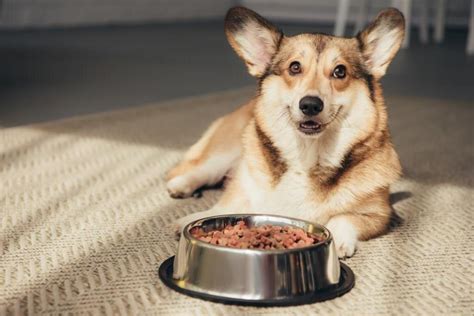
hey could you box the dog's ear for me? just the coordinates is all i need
[225,7,283,77]
[357,8,405,78]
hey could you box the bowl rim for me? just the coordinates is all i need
[182,213,333,254]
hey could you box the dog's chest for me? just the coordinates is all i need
[240,162,324,220]
[238,128,351,220]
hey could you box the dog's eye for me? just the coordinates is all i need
[289,61,302,75]
[333,65,346,79]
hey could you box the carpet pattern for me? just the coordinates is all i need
[0,87,473,315]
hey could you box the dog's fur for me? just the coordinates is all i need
[166,7,404,258]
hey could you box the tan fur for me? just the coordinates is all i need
[166,100,254,197]
[167,7,405,257]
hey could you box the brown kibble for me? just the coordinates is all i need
[283,238,294,248]
[273,233,283,241]
[200,236,212,243]
[191,222,325,250]
[218,238,228,246]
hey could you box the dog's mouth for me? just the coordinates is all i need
[297,106,342,136]
[298,120,323,134]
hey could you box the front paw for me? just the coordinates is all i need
[326,217,358,258]
[166,175,195,199]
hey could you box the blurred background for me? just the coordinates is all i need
[0,0,472,127]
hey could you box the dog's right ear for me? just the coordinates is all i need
[225,7,283,77]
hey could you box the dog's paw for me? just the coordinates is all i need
[166,175,195,199]
[326,217,358,259]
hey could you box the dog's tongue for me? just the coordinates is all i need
[300,120,321,130]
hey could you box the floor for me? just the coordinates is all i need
[0,21,472,127]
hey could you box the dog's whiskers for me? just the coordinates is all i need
[320,105,343,126]
[275,109,291,125]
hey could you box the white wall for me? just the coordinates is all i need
[0,0,235,28]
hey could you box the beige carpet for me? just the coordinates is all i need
[0,87,473,315]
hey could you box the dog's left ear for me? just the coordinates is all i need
[357,8,405,78]
[225,7,283,77]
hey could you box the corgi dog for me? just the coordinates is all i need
[166,7,404,258]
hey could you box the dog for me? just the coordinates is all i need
[166,6,404,258]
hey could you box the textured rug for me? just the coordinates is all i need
[0,87,473,315]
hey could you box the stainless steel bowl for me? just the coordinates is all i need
[159,214,354,306]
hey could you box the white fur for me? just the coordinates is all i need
[167,151,239,198]
[260,71,373,173]
[326,216,358,258]
[167,175,195,198]
[240,160,322,220]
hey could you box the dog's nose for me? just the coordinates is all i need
[299,96,324,116]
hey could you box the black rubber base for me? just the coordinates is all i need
[158,256,355,307]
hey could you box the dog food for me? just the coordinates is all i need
[190,220,325,249]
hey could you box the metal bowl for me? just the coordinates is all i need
[159,214,354,306]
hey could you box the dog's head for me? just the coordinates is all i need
[225,7,404,138]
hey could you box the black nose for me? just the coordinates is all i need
[299,96,324,116]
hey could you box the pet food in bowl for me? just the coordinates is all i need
[190,220,326,249]
[159,214,355,306]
